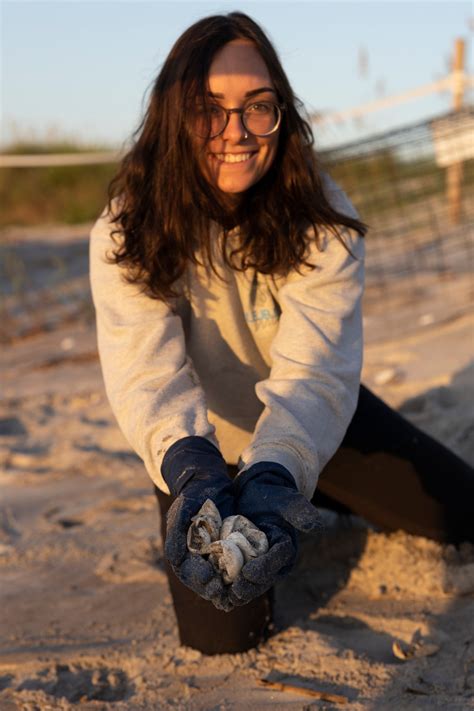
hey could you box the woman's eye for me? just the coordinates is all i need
[247,102,271,114]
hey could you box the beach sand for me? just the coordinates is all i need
[1,225,473,710]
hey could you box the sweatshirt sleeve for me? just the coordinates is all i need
[237,188,365,500]
[89,208,218,494]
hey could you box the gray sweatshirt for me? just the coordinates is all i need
[89,173,365,499]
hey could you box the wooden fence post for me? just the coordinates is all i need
[447,38,465,224]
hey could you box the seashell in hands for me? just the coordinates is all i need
[186,501,269,584]
[186,499,222,554]
[208,539,244,584]
[220,515,269,558]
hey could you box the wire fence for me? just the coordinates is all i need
[1,106,472,346]
[320,106,474,343]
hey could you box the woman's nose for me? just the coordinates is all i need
[222,111,247,142]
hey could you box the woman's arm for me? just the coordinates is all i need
[238,188,365,500]
[89,208,218,493]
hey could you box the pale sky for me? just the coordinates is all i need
[2,1,473,149]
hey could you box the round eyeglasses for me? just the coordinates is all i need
[192,101,285,139]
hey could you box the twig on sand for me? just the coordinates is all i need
[258,678,348,703]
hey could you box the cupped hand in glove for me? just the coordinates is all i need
[228,461,321,607]
[161,436,236,611]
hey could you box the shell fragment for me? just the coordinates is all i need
[208,539,245,584]
[221,515,269,558]
[186,499,222,554]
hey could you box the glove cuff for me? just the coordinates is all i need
[234,461,297,496]
[161,436,228,498]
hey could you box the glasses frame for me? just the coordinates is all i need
[196,101,285,139]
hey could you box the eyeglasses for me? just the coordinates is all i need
[192,101,285,139]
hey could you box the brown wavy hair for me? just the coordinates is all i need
[106,11,368,302]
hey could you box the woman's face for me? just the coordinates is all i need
[195,40,280,200]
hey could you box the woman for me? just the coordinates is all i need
[90,12,474,654]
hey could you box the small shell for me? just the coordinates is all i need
[224,531,259,563]
[221,515,269,557]
[186,499,222,554]
[208,539,244,584]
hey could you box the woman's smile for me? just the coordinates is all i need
[209,150,259,165]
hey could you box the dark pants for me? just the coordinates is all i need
[155,384,474,654]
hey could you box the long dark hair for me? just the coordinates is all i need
[106,11,368,302]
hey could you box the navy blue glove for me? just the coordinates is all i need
[229,462,321,606]
[162,436,236,610]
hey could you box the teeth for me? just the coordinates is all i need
[214,152,254,163]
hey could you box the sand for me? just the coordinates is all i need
[1,225,473,710]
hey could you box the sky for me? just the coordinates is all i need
[1,0,473,150]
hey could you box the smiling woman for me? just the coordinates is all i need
[89,11,474,656]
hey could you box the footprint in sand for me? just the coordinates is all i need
[17,663,132,703]
[0,417,28,437]
[95,538,166,583]
[0,674,14,691]
[43,507,84,530]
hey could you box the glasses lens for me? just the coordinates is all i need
[193,105,227,139]
[244,102,280,136]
